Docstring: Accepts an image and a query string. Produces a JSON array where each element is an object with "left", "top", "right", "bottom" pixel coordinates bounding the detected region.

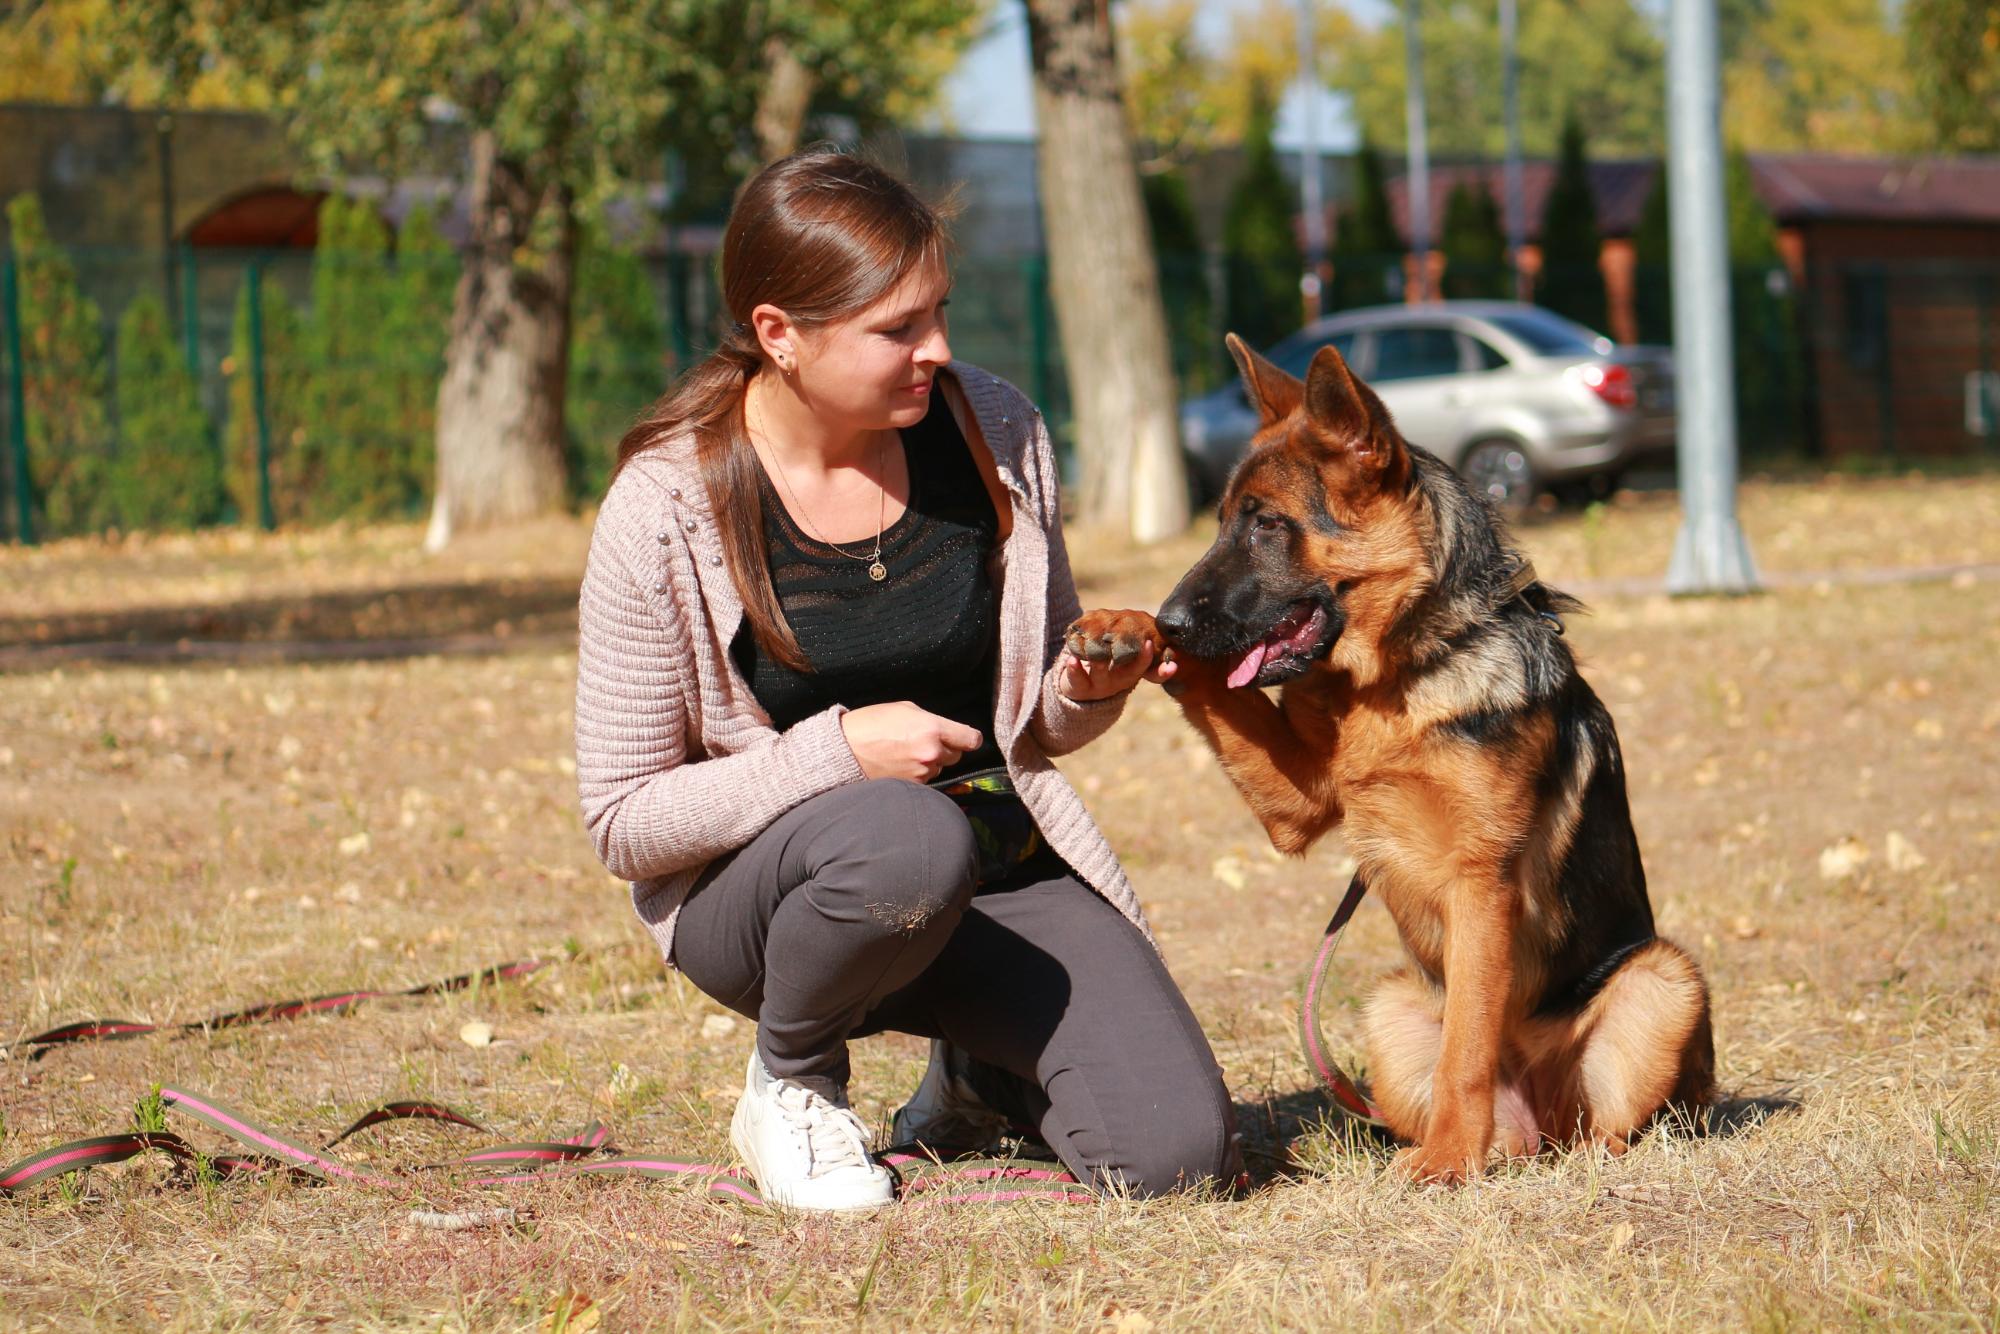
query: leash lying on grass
[
  {"left": 0, "top": 1085, "right": 1089, "bottom": 1206},
  {"left": 1, "top": 958, "right": 548, "bottom": 1059},
  {"left": 1, "top": 957, "right": 1089, "bottom": 1207}
]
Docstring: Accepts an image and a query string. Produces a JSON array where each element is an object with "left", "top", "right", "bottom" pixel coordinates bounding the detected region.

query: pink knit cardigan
[{"left": 574, "top": 362, "right": 1151, "bottom": 963}]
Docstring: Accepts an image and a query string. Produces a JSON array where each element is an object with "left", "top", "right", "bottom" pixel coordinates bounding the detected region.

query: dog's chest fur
[{"left": 1298, "top": 678, "right": 1568, "bottom": 996}]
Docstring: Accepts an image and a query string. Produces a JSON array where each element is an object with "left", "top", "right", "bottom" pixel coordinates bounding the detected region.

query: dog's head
[{"left": 1157, "top": 333, "right": 1433, "bottom": 689}]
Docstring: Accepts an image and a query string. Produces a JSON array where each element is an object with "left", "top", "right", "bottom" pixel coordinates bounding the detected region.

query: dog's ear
[
  {"left": 1303, "top": 343, "right": 1407, "bottom": 484},
  {"left": 1226, "top": 332, "right": 1303, "bottom": 427}
]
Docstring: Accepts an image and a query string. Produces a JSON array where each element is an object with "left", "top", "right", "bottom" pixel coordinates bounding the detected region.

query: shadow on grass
[
  {"left": 1233, "top": 1085, "right": 1803, "bottom": 1188},
  {"left": 0, "top": 576, "right": 582, "bottom": 669}
]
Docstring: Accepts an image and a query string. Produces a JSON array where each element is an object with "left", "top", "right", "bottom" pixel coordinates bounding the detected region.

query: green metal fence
[{"left": 3, "top": 243, "right": 1997, "bottom": 544}]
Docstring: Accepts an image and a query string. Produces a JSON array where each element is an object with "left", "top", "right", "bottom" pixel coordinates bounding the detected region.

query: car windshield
[
  {"left": 1264, "top": 329, "right": 1356, "bottom": 379},
  {"left": 1484, "top": 308, "right": 1608, "bottom": 356}
]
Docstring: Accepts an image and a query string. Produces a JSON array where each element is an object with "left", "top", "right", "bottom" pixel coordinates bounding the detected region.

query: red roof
[{"left": 1749, "top": 153, "right": 2000, "bottom": 225}]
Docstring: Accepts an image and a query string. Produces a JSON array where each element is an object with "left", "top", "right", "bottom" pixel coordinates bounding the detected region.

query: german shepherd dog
[{"left": 1067, "top": 336, "right": 1714, "bottom": 1184}]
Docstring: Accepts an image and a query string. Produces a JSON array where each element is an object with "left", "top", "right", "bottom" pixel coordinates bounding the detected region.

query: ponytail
[{"left": 612, "top": 325, "right": 810, "bottom": 673}]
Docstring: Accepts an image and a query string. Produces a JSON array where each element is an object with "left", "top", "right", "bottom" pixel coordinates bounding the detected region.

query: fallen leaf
[
  {"left": 700, "top": 1014, "right": 737, "bottom": 1039},
  {"left": 1606, "top": 1182, "right": 1672, "bottom": 1206},
  {"left": 1606, "top": 1221, "right": 1635, "bottom": 1255},
  {"left": 538, "top": 1292, "right": 598, "bottom": 1334},
  {"left": 459, "top": 1021, "right": 493, "bottom": 1048},
  {"left": 1818, "top": 837, "right": 1871, "bottom": 881},
  {"left": 338, "top": 831, "right": 371, "bottom": 857},
  {"left": 1210, "top": 856, "right": 1246, "bottom": 891},
  {"left": 1885, "top": 831, "right": 1927, "bottom": 872}
]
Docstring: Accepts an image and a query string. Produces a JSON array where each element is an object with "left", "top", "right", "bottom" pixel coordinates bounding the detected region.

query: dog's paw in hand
[
  {"left": 1064, "top": 609, "right": 1161, "bottom": 668},
  {"left": 1392, "top": 1139, "right": 1488, "bottom": 1187}
]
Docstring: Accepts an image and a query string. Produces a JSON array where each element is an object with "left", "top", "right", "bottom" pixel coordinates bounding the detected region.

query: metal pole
[
  {"left": 1402, "top": 0, "right": 1432, "bottom": 303},
  {"left": 247, "top": 260, "right": 276, "bottom": 531},
  {"left": 1500, "top": 0, "right": 1527, "bottom": 301},
  {"left": 1666, "top": 0, "right": 1758, "bottom": 594},
  {"left": 180, "top": 244, "right": 201, "bottom": 378},
  {"left": 1298, "top": 0, "right": 1326, "bottom": 322},
  {"left": 2, "top": 258, "right": 33, "bottom": 545}
]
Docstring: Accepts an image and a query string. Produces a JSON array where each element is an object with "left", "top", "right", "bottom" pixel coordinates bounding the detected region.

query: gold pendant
[{"left": 868, "top": 560, "right": 888, "bottom": 582}]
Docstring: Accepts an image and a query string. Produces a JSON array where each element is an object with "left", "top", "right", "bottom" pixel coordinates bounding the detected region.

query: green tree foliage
[
  {"left": 108, "top": 291, "right": 223, "bottom": 530},
  {"left": 5, "top": 193, "right": 112, "bottom": 536},
  {"left": 1222, "top": 81, "right": 1304, "bottom": 351},
  {"left": 224, "top": 267, "right": 309, "bottom": 526},
  {"left": 301, "top": 195, "right": 408, "bottom": 522},
  {"left": 1441, "top": 178, "right": 1508, "bottom": 300},
  {"left": 566, "top": 220, "right": 665, "bottom": 503},
  {"left": 1724, "top": 0, "right": 1915, "bottom": 152},
  {"left": 1118, "top": 0, "right": 1360, "bottom": 163},
  {"left": 1329, "top": 138, "right": 1399, "bottom": 312},
  {"left": 1904, "top": 0, "right": 2000, "bottom": 152},
  {"left": 1536, "top": 117, "right": 1608, "bottom": 332},
  {"left": 1141, "top": 168, "right": 1219, "bottom": 393},
  {"left": 1336, "top": 0, "right": 1666, "bottom": 157}
]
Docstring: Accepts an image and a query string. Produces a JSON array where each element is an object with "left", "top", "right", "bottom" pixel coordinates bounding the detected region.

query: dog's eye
[{"left": 1254, "top": 512, "right": 1287, "bottom": 532}]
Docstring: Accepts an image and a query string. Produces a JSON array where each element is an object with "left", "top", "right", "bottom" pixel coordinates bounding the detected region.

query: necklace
[{"left": 749, "top": 391, "right": 891, "bottom": 582}]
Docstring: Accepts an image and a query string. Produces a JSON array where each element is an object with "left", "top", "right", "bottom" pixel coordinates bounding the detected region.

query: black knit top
[{"left": 730, "top": 391, "right": 1005, "bottom": 780}]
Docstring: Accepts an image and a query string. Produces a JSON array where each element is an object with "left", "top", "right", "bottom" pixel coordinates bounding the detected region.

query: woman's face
[{"left": 763, "top": 264, "right": 952, "bottom": 432}]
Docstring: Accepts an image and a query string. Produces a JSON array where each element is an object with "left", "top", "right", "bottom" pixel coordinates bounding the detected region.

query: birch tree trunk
[
  {"left": 424, "top": 130, "right": 573, "bottom": 551},
  {"left": 1024, "top": 0, "right": 1189, "bottom": 543}
]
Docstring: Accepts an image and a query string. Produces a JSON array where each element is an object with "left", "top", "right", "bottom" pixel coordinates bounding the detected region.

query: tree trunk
[
  {"left": 755, "top": 35, "right": 817, "bottom": 162},
  {"left": 424, "top": 130, "right": 573, "bottom": 552},
  {"left": 1024, "top": 0, "right": 1189, "bottom": 543}
]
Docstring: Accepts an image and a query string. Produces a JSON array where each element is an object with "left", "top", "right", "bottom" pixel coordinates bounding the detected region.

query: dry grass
[{"left": 2, "top": 472, "right": 1997, "bottom": 1330}]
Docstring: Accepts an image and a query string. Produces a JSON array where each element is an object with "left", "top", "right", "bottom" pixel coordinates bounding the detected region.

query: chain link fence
[{"left": 3, "top": 241, "right": 1997, "bottom": 543}]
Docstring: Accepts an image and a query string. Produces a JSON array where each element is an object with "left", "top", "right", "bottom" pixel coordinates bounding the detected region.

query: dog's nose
[{"left": 1156, "top": 601, "right": 1195, "bottom": 646}]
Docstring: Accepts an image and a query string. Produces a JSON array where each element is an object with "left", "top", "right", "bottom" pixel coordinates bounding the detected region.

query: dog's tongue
[{"left": 1226, "top": 641, "right": 1269, "bottom": 689}]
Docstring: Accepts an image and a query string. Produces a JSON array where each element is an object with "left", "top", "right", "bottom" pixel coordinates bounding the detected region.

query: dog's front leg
[
  {"left": 1395, "top": 879, "right": 1515, "bottom": 1185},
  {"left": 1173, "top": 679, "right": 1341, "bottom": 856}
]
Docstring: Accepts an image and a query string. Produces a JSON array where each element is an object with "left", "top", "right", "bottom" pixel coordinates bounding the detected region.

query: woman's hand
[
  {"left": 840, "top": 702, "right": 984, "bottom": 783},
  {"left": 1057, "top": 636, "right": 1177, "bottom": 702}
]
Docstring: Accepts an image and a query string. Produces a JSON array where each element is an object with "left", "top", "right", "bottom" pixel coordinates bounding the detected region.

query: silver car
[{"left": 1179, "top": 301, "right": 1677, "bottom": 509}]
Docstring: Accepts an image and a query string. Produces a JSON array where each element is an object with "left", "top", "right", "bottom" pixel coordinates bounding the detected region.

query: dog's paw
[
  {"left": 1064, "top": 609, "right": 1161, "bottom": 669},
  {"left": 1391, "top": 1140, "right": 1487, "bottom": 1187}
]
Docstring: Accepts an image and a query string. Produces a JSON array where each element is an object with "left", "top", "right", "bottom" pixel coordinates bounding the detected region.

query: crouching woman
[{"left": 574, "top": 148, "right": 1238, "bottom": 1210}]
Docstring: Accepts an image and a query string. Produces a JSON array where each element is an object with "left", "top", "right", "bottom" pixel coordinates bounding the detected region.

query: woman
[{"left": 574, "top": 148, "right": 1239, "bottom": 1211}]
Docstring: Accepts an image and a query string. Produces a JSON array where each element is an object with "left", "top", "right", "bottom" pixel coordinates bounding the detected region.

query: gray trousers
[{"left": 672, "top": 778, "right": 1241, "bottom": 1198}]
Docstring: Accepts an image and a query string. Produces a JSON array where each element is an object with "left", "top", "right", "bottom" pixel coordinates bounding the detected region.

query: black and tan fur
[{"left": 1067, "top": 335, "right": 1714, "bottom": 1185}]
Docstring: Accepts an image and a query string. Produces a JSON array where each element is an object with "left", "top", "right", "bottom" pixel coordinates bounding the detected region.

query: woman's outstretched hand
[
  {"left": 840, "top": 702, "right": 984, "bottom": 782},
  {"left": 1057, "top": 636, "right": 1177, "bottom": 702}
]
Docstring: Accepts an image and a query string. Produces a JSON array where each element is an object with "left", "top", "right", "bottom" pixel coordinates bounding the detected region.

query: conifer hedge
[
  {"left": 6, "top": 193, "right": 113, "bottom": 537},
  {"left": 109, "top": 292, "right": 225, "bottom": 530}
]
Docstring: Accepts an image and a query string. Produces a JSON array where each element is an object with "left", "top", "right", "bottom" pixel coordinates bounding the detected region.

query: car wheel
[{"left": 1458, "top": 439, "right": 1538, "bottom": 513}]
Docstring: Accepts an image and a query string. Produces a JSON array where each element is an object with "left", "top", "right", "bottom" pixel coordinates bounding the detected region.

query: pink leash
[{"left": 1299, "top": 875, "right": 1387, "bottom": 1128}]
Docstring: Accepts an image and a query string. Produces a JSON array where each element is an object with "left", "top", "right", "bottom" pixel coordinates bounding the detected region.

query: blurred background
[{"left": 0, "top": 0, "right": 1995, "bottom": 545}]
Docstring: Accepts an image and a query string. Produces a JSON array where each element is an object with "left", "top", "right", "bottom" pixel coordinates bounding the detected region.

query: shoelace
[{"left": 776, "top": 1086, "right": 875, "bottom": 1177}]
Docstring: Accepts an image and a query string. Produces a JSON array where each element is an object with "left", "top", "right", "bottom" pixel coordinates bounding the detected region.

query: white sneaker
[
  {"left": 730, "top": 1050, "right": 894, "bottom": 1211},
  {"left": 889, "top": 1039, "right": 1015, "bottom": 1154}
]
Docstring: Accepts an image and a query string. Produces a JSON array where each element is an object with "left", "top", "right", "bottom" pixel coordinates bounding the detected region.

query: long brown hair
[{"left": 612, "top": 147, "right": 956, "bottom": 672}]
